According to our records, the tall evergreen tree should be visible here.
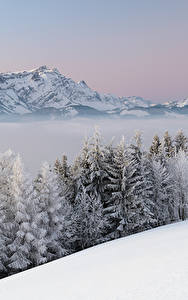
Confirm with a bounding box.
[75,189,106,249]
[152,159,174,226]
[54,155,75,204]
[104,137,128,238]
[126,132,154,233]
[174,130,188,154]
[161,131,174,158]
[150,134,161,157]
[31,162,67,265]
[168,151,188,221]
[8,155,34,273]
[75,130,108,247]
[0,150,19,274]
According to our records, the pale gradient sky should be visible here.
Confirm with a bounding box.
[0,0,188,102]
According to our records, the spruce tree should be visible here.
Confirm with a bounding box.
[150,134,161,157]
[75,130,108,247]
[76,189,106,248]
[152,159,174,226]
[174,130,188,154]
[31,162,67,265]
[0,150,19,274]
[161,131,174,158]
[126,132,154,233]
[8,156,34,273]
[168,151,188,221]
[54,155,75,204]
[104,137,128,238]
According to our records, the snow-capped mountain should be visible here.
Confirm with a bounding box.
[0,66,187,120]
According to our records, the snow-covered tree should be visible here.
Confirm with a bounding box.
[149,134,161,157]
[161,131,174,158]
[74,138,90,200]
[174,130,188,154]
[0,150,19,274]
[168,151,188,221]
[152,159,174,226]
[8,155,34,273]
[126,132,154,233]
[104,137,128,238]
[31,162,67,265]
[54,155,76,204]
[75,189,106,249]
[75,131,109,247]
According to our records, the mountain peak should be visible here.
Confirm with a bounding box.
[37,65,48,71]
[78,80,88,87]
[31,65,52,73]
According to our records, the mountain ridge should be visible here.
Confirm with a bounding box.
[0,66,187,120]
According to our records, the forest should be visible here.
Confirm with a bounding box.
[0,129,188,278]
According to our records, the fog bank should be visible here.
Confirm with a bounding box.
[0,118,187,175]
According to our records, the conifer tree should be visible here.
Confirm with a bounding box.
[152,159,174,225]
[74,138,90,200]
[161,131,174,158]
[126,132,154,233]
[0,150,19,274]
[104,137,128,238]
[75,130,108,247]
[8,156,34,273]
[76,189,106,248]
[174,130,188,154]
[150,134,161,157]
[31,162,67,265]
[0,192,8,276]
[54,155,75,204]
[169,151,188,221]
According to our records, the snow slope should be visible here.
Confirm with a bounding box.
[0,221,188,300]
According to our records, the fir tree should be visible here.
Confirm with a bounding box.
[174,130,188,154]
[161,131,174,158]
[75,130,108,247]
[8,156,34,273]
[169,151,188,221]
[76,189,106,248]
[152,159,174,226]
[150,134,161,157]
[31,162,67,265]
[54,155,75,204]
[104,137,128,238]
[126,132,154,233]
[0,150,19,274]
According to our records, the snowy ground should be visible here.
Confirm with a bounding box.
[0,221,188,300]
[0,118,188,174]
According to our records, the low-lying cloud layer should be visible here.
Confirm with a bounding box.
[0,118,187,175]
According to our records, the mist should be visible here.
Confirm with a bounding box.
[0,118,187,175]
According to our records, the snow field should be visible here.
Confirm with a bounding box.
[1,221,188,300]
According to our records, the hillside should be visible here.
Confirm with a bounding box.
[0,221,188,300]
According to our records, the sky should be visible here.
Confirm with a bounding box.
[0,0,188,102]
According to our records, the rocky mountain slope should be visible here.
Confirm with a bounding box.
[0,66,187,120]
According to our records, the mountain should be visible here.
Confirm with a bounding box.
[1,221,188,300]
[0,66,187,120]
